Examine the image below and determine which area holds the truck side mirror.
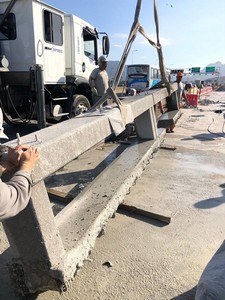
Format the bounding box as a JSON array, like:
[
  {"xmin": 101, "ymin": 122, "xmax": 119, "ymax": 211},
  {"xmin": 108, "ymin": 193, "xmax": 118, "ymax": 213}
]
[{"xmin": 102, "ymin": 36, "xmax": 110, "ymax": 56}]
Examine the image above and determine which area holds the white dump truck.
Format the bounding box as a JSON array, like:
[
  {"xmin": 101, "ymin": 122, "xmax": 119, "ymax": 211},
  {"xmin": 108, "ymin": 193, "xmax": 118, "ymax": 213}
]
[{"xmin": 0, "ymin": 0, "xmax": 110, "ymax": 127}]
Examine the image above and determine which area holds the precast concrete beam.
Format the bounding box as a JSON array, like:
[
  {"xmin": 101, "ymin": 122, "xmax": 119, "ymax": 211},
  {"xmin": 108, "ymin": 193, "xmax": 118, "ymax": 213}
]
[
  {"xmin": 134, "ymin": 107, "xmax": 157, "ymax": 140},
  {"xmin": 3, "ymin": 180, "xmax": 65, "ymax": 294},
  {"xmin": 54, "ymin": 135, "xmax": 165, "ymax": 284},
  {"xmin": 5, "ymin": 86, "xmax": 174, "ymax": 184},
  {"xmin": 2, "ymin": 85, "xmax": 178, "ymax": 294},
  {"xmin": 166, "ymin": 88, "xmax": 179, "ymax": 111},
  {"xmin": 9, "ymin": 115, "xmax": 113, "ymax": 184},
  {"xmin": 121, "ymin": 87, "xmax": 169, "ymax": 119}
]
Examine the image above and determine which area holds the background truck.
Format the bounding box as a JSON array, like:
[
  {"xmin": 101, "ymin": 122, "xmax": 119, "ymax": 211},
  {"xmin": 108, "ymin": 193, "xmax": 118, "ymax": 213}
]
[{"xmin": 0, "ymin": 0, "xmax": 110, "ymax": 128}]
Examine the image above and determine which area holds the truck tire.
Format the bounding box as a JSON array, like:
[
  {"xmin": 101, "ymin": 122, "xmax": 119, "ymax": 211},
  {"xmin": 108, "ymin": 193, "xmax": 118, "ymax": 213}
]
[{"xmin": 71, "ymin": 94, "xmax": 91, "ymax": 117}]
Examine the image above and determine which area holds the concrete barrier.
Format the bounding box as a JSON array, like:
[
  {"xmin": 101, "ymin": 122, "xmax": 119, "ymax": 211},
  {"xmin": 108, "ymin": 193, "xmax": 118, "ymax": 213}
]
[{"xmin": 2, "ymin": 84, "xmax": 178, "ymax": 295}]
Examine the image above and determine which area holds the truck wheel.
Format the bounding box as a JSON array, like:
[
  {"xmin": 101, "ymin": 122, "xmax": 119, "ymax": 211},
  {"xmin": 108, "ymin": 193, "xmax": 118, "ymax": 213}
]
[{"xmin": 71, "ymin": 95, "xmax": 91, "ymax": 117}]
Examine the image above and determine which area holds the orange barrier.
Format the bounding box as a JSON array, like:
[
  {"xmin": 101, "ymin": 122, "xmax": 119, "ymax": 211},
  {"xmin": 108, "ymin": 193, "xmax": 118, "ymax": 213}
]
[
  {"xmin": 198, "ymin": 86, "xmax": 213, "ymax": 96},
  {"xmin": 186, "ymin": 94, "xmax": 198, "ymax": 107},
  {"xmin": 186, "ymin": 86, "xmax": 213, "ymax": 107}
]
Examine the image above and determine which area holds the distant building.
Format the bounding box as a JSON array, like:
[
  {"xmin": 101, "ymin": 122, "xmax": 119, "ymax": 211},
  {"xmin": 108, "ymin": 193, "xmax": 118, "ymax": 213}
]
[{"xmin": 170, "ymin": 62, "xmax": 225, "ymax": 85}]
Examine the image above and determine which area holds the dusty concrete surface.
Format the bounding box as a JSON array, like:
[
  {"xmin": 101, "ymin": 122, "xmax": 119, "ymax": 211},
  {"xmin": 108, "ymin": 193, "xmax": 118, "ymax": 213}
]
[{"xmin": 1, "ymin": 91, "xmax": 225, "ymax": 299}]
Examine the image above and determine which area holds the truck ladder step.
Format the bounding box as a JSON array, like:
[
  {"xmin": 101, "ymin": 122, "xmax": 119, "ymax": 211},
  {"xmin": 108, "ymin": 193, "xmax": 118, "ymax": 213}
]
[
  {"xmin": 52, "ymin": 97, "xmax": 67, "ymax": 101},
  {"xmin": 54, "ymin": 112, "xmax": 69, "ymax": 117}
]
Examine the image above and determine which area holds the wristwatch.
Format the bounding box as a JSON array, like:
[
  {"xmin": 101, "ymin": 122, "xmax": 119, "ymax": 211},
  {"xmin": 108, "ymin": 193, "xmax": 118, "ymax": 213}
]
[{"xmin": 0, "ymin": 147, "xmax": 7, "ymax": 178}]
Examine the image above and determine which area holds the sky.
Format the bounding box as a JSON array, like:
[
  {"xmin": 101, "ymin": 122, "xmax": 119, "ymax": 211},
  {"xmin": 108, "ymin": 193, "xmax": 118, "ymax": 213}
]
[{"xmin": 43, "ymin": 0, "xmax": 225, "ymax": 69}]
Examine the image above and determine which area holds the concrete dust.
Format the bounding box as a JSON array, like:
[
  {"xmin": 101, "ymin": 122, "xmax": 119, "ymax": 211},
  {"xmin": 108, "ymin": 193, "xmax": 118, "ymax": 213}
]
[{"xmin": 1, "ymin": 91, "xmax": 225, "ymax": 299}]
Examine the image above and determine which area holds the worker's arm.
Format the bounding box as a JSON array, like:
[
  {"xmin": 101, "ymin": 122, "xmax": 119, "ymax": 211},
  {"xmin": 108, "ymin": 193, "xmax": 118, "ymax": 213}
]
[
  {"xmin": 182, "ymin": 84, "xmax": 189, "ymax": 104},
  {"xmin": 89, "ymin": 75, "xmax": 95, "ymax": 89},
  {"xmin": 0, "ymin": 171, "xmax": 32, "ymax": 220},
  {"xmin": 89, "ymin": 69, "xmax": 98, "ymax": 97},
  {"xmin": 182, "ymin": 90, "xmax": 187, "ymax": 100},
  {"xmin": 89, "ymin": 68, "xmax": 97, "ymax": 89},
  {"xmin": 0, "ymin": 145, "xmax": 39, "ymax": 220}
]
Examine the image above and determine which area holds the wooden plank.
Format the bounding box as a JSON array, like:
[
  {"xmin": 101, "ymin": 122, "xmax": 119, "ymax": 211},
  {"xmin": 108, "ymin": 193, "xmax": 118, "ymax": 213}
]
[
  {"xmin": 119, "ymin": 202, "xmax": 176, "ymax": 224},
  {"xmin": 160, "ymin": 144, "xmax": 176, "ymax": 151},
  {"xmin": 47, "ymin": 188, "xmax": 73, "ymax": 203}
]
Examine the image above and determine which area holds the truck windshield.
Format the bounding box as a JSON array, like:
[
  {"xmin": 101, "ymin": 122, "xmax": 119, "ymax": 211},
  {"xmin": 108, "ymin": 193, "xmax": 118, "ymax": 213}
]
[{"xmin": 0, "ymin": 13, "xmax": 17, "ymax": 40}]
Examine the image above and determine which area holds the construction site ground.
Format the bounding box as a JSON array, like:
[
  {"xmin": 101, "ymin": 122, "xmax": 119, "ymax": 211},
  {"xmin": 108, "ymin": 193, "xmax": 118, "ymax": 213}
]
[{"xmin": 1, "ymin": 90, "xmax": 225, "ymax": 300}]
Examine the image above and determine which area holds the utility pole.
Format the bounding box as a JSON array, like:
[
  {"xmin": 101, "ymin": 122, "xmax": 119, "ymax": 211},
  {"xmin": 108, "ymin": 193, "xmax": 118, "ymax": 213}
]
[{"xmin": 131, "ymin": 49, "xmax": 138, "ymax": 64}]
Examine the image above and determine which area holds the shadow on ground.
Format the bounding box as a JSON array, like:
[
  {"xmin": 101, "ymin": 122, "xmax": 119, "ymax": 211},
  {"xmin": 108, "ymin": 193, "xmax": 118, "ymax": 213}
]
[
  {"xmin": 182, "ymin": 132, "xmax": 225, "ymax": 142},
  {"xmin": 194, "ymin": 183, "xmax": 225, "ymax": 209},
  {"xmin": 171, "ymin": 286, "xmax": 197, "ymax": 300}
]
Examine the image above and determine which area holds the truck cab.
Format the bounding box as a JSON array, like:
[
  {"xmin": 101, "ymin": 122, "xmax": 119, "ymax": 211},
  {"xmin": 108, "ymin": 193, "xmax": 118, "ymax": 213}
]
[{"xmin": 0, "ymin": 0, "xmax": 110, "ymax": 127}]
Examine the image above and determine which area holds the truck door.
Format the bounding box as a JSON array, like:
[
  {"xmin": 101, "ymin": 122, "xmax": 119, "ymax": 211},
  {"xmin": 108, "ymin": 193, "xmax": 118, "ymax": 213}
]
[
  {"xmin": 72, "ymin": 24, "xmax": 98, "ymax": 79},
  {"xmin": 80, "ymin": 26, "xmax": 98, "ymax": 78},
  {"xmin": 43, "ymin": 9, "xmax": 65, "ymax": 84}
]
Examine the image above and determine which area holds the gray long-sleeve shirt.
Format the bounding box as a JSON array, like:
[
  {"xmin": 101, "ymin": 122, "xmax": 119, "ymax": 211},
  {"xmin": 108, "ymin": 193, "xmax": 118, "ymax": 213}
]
[{"xmin": 0, "ymin": 170, "xmax": 31, "ymax": 221}]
